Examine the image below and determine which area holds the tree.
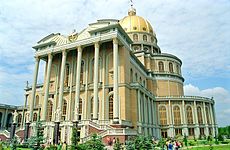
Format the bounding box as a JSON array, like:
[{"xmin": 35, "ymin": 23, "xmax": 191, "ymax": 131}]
[
  {"xmin": 70, "ymin": 126, "xmax": 81, "ymax": 150},
  {"xmin": 71, "ymin": 126, "xmax": 78, "ymax": 146},
  {"xmin": 28, "ymin": 110, "xmax": 44, "ymax": 150},
  {"xmin": 126, "ymin": 135, "xmax": 154, "ymax": 150},
  {"xmin": 84, "ymin": 134, "xmax": 105, "ymax": 150},
  {"xmin": 113, "ymin": 138, "xmax": 122, "ymax": 150}
]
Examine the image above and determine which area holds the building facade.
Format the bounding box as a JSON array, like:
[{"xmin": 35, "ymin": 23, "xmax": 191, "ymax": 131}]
[{"xmin": 0, "ymin": 7, "xmax": 217, "ymax": 144}]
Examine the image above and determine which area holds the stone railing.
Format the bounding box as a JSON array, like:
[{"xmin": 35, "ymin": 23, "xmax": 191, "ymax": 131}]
[
  {"xmin": 0, "ymin": 129, "xmax": 10, "ymax": 138},
  {"xmin": 156, "ymin": 95, "xmax": 213, "ymax": 102}
]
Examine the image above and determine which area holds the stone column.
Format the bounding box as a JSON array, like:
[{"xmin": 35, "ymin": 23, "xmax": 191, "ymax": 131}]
[
  {"xmin": 148, "ymin": 98, "xmax": 152, "ymax": 124},
  {"xmin": 74, "ymin": 46, "xmax": 82, "ymax": 121},
  {"xmin": 24, "ymin": 122, "xmax": 30, "ymax": 142},
  {"xmin": 42, "ymin": 53, "xmax": 53, "ymax": 121},
  {"xmin": 148, "ymin": 98, "xmax": 152, "ymax": 135},
  {"xmin": 22, "ymin": 94, "xmax": 28, "ymax": 128},
  {"xmin": 144, "ymin": 95, "xmax": 148, "ymax": 135},
  {"xmin": 194, "ymin": 101, "xmax": 199, "ymax": 138},
  {"xmin": 203, "ymin": 102, "xmax": 209, "ymax": 136},
  {"xmin": 54, "ymin": 122, "xmax": 60, "ymax": 145},
  {"xmin": 137, "ymin": 90, "xmax": 142, "ymax": 133},
  {"xmin": 211, "ymin": 103, "xmax": 218, "ymax": 136},
  {"xmin": 113, "ymin": 38, "xmax": 119, "ymax": 123},
  {"xmin": 57, "ymin": 50, "xmax": 67, "ymax": 122},
  {"xmin": 93, "ymin": 42, "xmax": 100, "ymax": 120},
  {"xmin": 168, "ymin": 100, "xmax": 174, "ymax": 137},
  {"xmin": 29, "ymin": 57, "xmax": 40, "ymax": 122},
  {"xmin": 182, "ymin": 100, "xmax": 188, "ymax": 136},
  {"xmin": 209, "ymin": 103, "xmax": 215, "ymax": 136}
]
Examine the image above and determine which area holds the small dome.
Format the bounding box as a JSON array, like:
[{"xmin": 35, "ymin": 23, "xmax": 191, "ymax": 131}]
[{"xmin": 119, "ymin": 7, "xmax": 155, "ymax": 36}]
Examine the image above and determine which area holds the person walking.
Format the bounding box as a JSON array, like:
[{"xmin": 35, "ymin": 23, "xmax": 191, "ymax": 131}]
[
  {"xmin": 168, "ymin": 141, "xmax": 173, "ymax": 150},
  {"xmin": 62, "ymin": 141, "xmax": 67, "ymax": 150}
]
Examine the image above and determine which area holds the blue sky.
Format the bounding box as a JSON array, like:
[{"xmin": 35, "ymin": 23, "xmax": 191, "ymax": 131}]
[{"xmin": 0, "ymin": 0, "xmax": 229, "ymax": 126}]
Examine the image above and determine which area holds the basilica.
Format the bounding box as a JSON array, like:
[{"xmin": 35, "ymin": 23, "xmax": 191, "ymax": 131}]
[{"xmin": 0, "ymin": 7, "xmax": 217, "ymax": 144}]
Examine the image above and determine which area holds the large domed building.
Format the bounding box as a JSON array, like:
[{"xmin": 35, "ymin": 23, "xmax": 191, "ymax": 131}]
[{"xmin": 0, "ymin": 7, "xmax": 217, "ymax": 144}]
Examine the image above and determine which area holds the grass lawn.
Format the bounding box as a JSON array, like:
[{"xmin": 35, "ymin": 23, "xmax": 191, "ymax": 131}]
[{"xmin": 184, "ymin": 144, "xmax": 230, "ymax": 150}]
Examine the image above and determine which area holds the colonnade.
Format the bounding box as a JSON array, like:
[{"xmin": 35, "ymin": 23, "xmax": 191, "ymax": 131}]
[
  {"xmin": 159, "ymin": 99, "xmax": 216, "ymax": 137},
  {"xmin": 137, "ymin": 89, "xmax": 157, "ymax": 135},
  {"xmin": 29, "ymin": 38, "xmax": 120, "ymax": 123}
]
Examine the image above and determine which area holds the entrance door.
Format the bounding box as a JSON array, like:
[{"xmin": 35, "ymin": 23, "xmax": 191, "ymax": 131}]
[{"xmin": 161, "ymin": 129, "xmax": 168, "ymax": 138}]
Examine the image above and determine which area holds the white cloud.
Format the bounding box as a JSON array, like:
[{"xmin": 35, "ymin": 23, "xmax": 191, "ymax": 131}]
[
  {"xmin": 184, "ymin": 84, "xmax": 230, "ymax": 103},
  {"xmin": 184, "ymin": 84, "xmax": 230, "ymax": 126}
]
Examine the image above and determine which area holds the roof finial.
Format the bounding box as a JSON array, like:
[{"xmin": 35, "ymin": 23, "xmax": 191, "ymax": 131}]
[{"xmin": 128, "ymin": 0, "xmax": 136, "ymax": 16}]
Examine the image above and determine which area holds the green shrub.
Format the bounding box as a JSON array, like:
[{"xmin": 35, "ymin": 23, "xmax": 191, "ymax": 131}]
[
  {"xmin": 221, "ymin": 141, "xmax": 229, "ymax": 144},
  {"xmin": 188, "ymin": 141, "xmax": 196, "ymax": 146},
  {"xmin": 218, "ymin": 134, "xmax": 224, "ymax": 141},
  {"xmin": 84, "ymin": 134, "xmax": 105, "ymax": 150},
  {"xmin": 48, "ymin": 145, "xmax": 57, "ymax": 150},
  {"xmin": 126, "ymin": 135, "xmax": 154, "ymax": 150}
]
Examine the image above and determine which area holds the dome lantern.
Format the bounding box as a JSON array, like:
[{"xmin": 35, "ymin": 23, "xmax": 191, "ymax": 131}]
[{"xmin": 128, "ymin": 6, "xmax": 136, "ymax": 16}]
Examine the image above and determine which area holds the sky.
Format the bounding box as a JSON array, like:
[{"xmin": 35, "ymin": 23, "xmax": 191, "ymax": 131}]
[{"xmin": 0, "ymin": 0, "xmax": 229, "ymax": 126}]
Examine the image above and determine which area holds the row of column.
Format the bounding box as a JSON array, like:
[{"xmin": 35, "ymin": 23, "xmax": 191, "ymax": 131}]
[
  {"xmin": 29, "ymin": 38, "xmax": 120, "ymax": 123},
  {"xmin": 137, "ymin": 90, "xmax": 156, "ymax": 134}
]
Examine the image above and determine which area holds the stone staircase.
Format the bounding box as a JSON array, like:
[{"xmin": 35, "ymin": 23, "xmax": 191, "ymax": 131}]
[{"xmin": 80, "ymin": 120, "xmax": 137, "ymax": 143}]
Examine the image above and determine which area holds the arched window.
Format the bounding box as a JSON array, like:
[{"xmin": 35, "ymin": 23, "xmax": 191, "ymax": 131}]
[
  {"xmin": 62, "ymin": 100, "xmax": 67, "ymax": 120},
  {"xmin": 158, "ymin": 61, "xmax": 164, "ymax": 72},
  {"xmin": 65, "ymin": 64, "xmax": 70, "ymax": 86},
  {"xmin": 80, "ymin": 60, "xmax": 84, "ymax": 84},
  {"xmin": 109, "ymin": 94, "xmax": 114, "ymax": 119},
  {"xmin": 176, "ymin": 65, "xmax": 180, "ymax": 74},
  {"xmin": 133, "ymin": 34, "xmax": 138, "ymax": 41},
  {"xmin": 47, "ymin": 100, "xmax": 53, "ymax": 121},
  {"xmin": 6, "ymin": 113, "xmax": 12, "ymax": 128},
  {"xmin": 130, "ymin": 69, "xmax": 133, "ymax": 83},
  {"xmin": 197, "ymin": 106, "xmax": 203, "ymax": 124},
  {"xmin": 206, "ymin": 107, "xmax": 210, "ymax": 124},
  {"xmin": 151, "ymin": 37, "xmax": 154, "ymax": 43},
  {"xmin": 143, "ymin": 35, "xmax": 147, "ymax": 42},
  {"xmin": 159, "ymin": 106, "xmax": 167, "ymax": 125},
  {"xmin": 0, "ymin": 112, "xmax": 2, "ymax": 127},
  {"xmin": 169, "ymin": 62, "xmax": 173, "ymax": 73},
  {"xmin": 35, "ymin": 95, "xmax": 39, "ymax": 107},
  {"xmin": 186, "ymin": 106, "xmax": 193, "ymax": 124},
  {"xmin": 135, "ymin": 73, "xmax": 138, "ymax": 82},
  {"xmin": 173, "ymin": 106, "xmax": 181, "ymax": 125},
  {"xmin": 79, "ymin": 98, "xmax": 83, "ymax": 120},
  {"xmin": 33, "ymin": 113, "xmax": 37, "ymax": 122},
  {"xmin": 17, "ymin": 114, "xmax": 22, "ymax": 127}
]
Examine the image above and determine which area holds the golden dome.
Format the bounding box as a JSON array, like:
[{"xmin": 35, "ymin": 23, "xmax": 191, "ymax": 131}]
[{"xmin": 119, "ymin": 7, "xmax": 155, "ymax": 35}]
